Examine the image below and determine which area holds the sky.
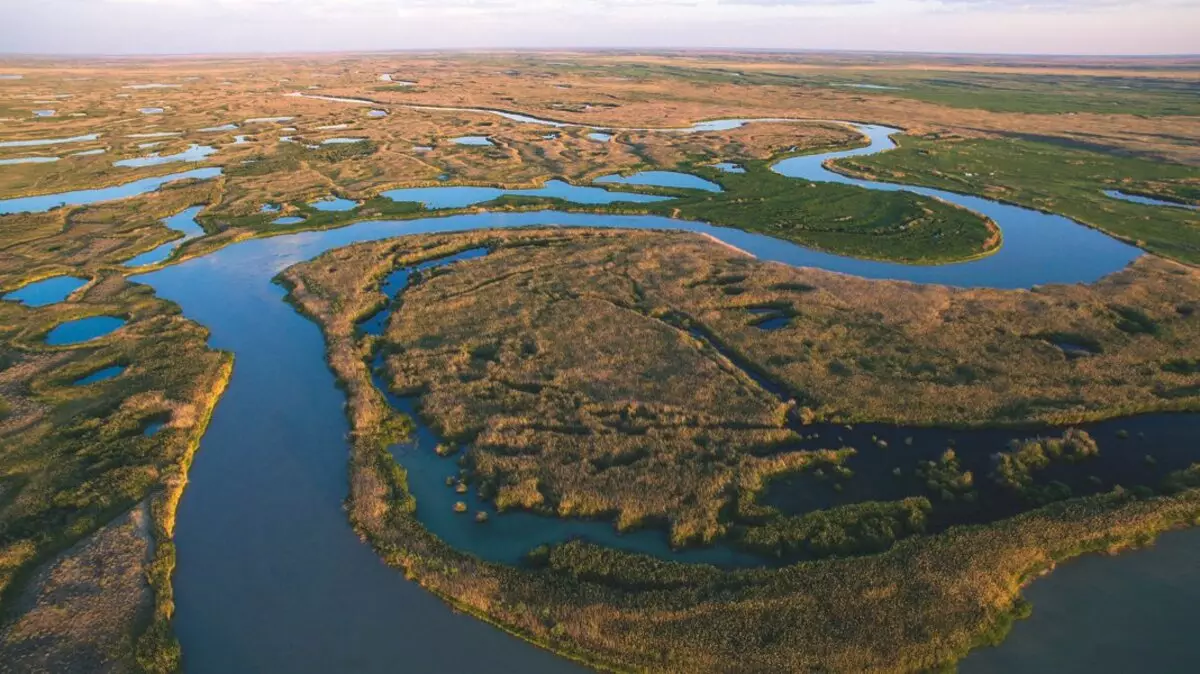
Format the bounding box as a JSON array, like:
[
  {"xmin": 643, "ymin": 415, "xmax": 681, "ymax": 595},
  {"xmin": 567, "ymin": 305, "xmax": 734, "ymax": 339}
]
[{"xmin": 1, "ymin": 0, "xmax": 1198, "ymax": 56}]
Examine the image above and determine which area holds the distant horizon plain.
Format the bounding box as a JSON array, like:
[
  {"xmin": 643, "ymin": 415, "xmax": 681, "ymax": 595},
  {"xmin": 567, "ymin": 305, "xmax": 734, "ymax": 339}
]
[{"xmin": 0, "ymin": 0, "xmax": 1197, "ymax": 57}]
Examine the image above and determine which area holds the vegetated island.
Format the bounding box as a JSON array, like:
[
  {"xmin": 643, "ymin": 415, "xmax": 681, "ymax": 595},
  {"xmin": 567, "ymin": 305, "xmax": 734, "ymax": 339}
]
[{"xmin": 281, "ymin": 227, "xmax": 1200, "ymax": 672}]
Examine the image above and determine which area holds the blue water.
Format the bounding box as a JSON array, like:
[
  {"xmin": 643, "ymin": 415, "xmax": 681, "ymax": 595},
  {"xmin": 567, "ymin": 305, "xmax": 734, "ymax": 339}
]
[
  {"xmin": 1104, "ymin": 190, "xmax": 1199, "ymax": 211},
  {"xmin": 320, "ymin": 137, "xmax": 366, "ymax": 145},
  {"xmin": 382, "ymin": 179, "xmax": 672, "ymax": 210},
  {"xmin": 3, "ymin": 276, "xmax": 87, "ymax": 306},
  {"xmin": 0, "ymin": 157, "xmax": 60, "ymax": 165},
  {"xmin": 309, "ymin": 197, "xmax": 358, "ymax": 212},
  {"xmin": 125, "ymin": 114, "xmax": 1163, "ymax": 672},
  {"xmin": 45, "ymin": 316, "xmax": 125, "ymax": 345},
  {"xmin": 359, "ymin": 251, "xmax": 762, "ymax": 567},
  {"xmin": 0, "ymin": 133, "xmax": 100, "ymax": 148},
  {"xmin": 713, "ymin": 162, "xmax": 746, "ymax": 173},
  {"xmin": 73, "ymin": 365, "xmax": 126, "ymax": 385},
  {"xmin": 595, "ymin": 170, "xmax": 722, "ymax": 192},
  {"xmin": 451, "ymin": 136, "xmax": 493, "ymax": 146},
  {"xmin": 143, "ymin": 420, "xmax": 167, "ymax": 436},
  {"xmin": 260, "ymin": 204, "xmax": 280, "ymax": 213},
  {"xmin": 124, "ymin": 206, "xmax": 206, "ymax": 267},
  {"xmin": 199, "ymin": 123, "xmax": 239, "ymax": 132},
  {"xmin": 770, "ymin": 124, "xmax": 1141, "ymax": 288},
  {"xmin": 273, "ymin": 216, "xmax": 306, "ymax": 225},
  {"xmin": 33, "ymin": 109, "xmax": 55, "ymax": 117},
  {"xmin": 754, "ymin": 316, "xmax": 792, "ymax": 331},
  {"xmin": 113, "ymin": 144, "xmax": 216, "ymax": 168},
  {"xmin": 587, "ymin": 132, "xmax": 612, "ymax": 142},
  {"xmin": 139, "ymin": 107, "xmax": 165, "ymax": 115},
  {"xmin": 0, "ymin": 168, "xmax": 222, "ymax": 215},
  {"xmin": 368, "ymin": 110, "xmax": 388, "ymax": 118}
]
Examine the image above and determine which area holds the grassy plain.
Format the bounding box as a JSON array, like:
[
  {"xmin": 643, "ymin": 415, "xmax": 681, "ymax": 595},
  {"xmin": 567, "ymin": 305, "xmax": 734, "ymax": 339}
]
[
  {"xmin": 836, "ymin": 134, "xmax": 1200, "ymax": 265},
  {"xmin": 0, "ymin": 49, "xmax": 1197, "ymax": 671},
  {"xmin": 283, "ymin": 228, "xmax": 1200, "ymax": 673}
]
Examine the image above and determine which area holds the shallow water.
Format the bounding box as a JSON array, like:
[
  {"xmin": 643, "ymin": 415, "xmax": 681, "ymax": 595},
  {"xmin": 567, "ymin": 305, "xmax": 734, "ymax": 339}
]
[
  {"xmin": 273, "ymin": 216, "xmax": 306, "ymax": 225},
  {"xmin": 33, "ymin": 109, "xmax": 55, "ymax": 117},
  {"xmin": 0, "ymin": 156, "xmax": 59, "ymax": 165},
  {"xmin": 595, "ymin": 170, "xmax": 722, "ymax": 192},
  {"xmin": 1104, "ymin": 189, "xmax": 1199, "ymax": 211},
  {"xmin": 124, "ymin": 206, "xmax": 206, "ymax": 267},
  {"xmin": 113, "ymin": 144, "xmax": 216, "ymax": 168},
  {"xmin": 139, "ymin": 107, "xmax": 164, "ymax": 115},
  {"xmin": 0, "ymin": 167, "xmax": 222, "ymax": 215},
  {"xmin": 199, "ymin": 123, "xmax": 238, "ymax": 132},
  {"xmin": 587, "ymin": 132, "xmax": 612, "ymax": 142},
  {"xmin": 309, "ymin": 197, "xmax": 357, "ymax": 212},
  {"xmin": 451, "ymin": 135, "xmax": 492, "ymax": 146},
  {"xmin": 382, "ymin": 179, "xmax": 671, "ymax": 210},
  {"xmin": 319, "ymin": 137, "xmax": 365, "ymax": 145},
  {"xmin": 0, "ymin": 133, "xmax": 100, "ymax": 148},
  {"xmin": 73, "ymin": 365, "xmax": 126, "ymax": 385},
  {"xmin": 3, "ymin": 275, "xmax": 88, "ymax": 306},
  {"xmin": 713, "ymin": 162, "xmax": 746, "ymax": 173},
  {"xmin": 45, "ymin": 316, "xmax": 125, "ymax": 345}
]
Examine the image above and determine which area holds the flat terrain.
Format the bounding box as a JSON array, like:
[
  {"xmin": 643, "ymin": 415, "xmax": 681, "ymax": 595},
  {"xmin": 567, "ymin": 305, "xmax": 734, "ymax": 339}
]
[
  {"xmin": 0, "ymin": 50, "xmax": 1197, "ymax": 672},
  {"xmin": 283, "ymin": 228, "xmax": 1200, "ymax": 673}
]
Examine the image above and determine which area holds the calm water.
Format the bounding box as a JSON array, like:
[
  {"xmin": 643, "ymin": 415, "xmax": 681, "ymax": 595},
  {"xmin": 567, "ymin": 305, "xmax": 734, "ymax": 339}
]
[
  {"xmin": 451, "ymin": 135, "xmax": 493, "ymax": 146},
  {"xmin": 358, "ymin": 251, "xmax": 762, "ymax": 567},
  {"xmin": 45, "ymin": 316, "xmax": 125, "ymax": 345},
  {"xmin": 309, "ymin": 197, "xmax": 358, "ymax": 212},
  {"xmin": 124, "ymin": 206, "xmax": 206, "ymax": 267},
  {"xmin": 381, "ymin": 179, "xmax": 671, "ymax": 210},
  {"xmin": 0, "ymin": 156, "xmax": 60, "ymax": 165},
  {"xmin": 0, "ymin": 133, "xmax": 100, "ymax": 148},
  {"xmin": 73, "ymin": 365, "xmax": 126, "ymax": 385},
  {"xmin": 962, "ymin": 528, "xmax": 1200, "ymax": 674},
  {"xmin": 121, "ymin": 114, "xmax": 1176, "ymax": 672},
  {"xmin": 199, "ymin": 123, "xmax": 239, "ymax": 132},
  {"xmin": 273, "ymin": 216, "xmax": 306, "ymax": 225},
  {"xmin": 0, "ymin": 167, "xmax": 222, "ymax": 215},
  {"xmin": 713, "ymin": 162, "xmax": 746, "ymax": 173},
  {"xmin": 1104, "ymin": 189, "xmax": 1199, "ymax": 211},
  {"xmin": 595, "ymin": 170, "xmax": 722, "ymax": 192},
  {"xmin": 139, "ymin": 107, "xmax": 165, "ymax": 115},
  {"xmin": 3, "ymin": 275, "xmax": 87, "ymax": 306},
  {"xmin": 113, "ymin": 144, "xmax": 216, "ymax": 168},
  {"xmin": 587, "ymin": 132, "xmax": 612, "ymax": 142}
]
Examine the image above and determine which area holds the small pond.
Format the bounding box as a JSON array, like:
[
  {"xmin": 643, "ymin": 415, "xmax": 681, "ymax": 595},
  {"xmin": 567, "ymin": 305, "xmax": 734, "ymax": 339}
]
[
  {"xmin": 713, "ymin": 162, "xmax": 746, "ymax": 173},
  {"xmin": 114, "ymin": 144, "xmax": 216, "ymax": 168},
  {"xmin": 587, "ymin": 132, "xmax": 613, "ymax": 142},
  {"xmin": 3, "ymin": 276, "xmax": 88, "ymax": 307},
  {"xmin": 0, "ymin": 156, "xmax": 59, "ymax": 165},
  {"xmin": 309, "ymin": 197, "xmax": 358, "ymax": 212},
  {"xmin": 595, "ymin": 170, "xmax": 722, "ymax": 192},
  {"xmin": 273, "ymin": 216, "xmax": 306, "ymax": 225},
  {"xmin": 73, "ymin": 365, "xmax": 127, "ymax": 385},
  {"xmin": 0, "ymin": 133, "xmax": 100, "ymax": 148},
  {"xmin": 45, "ymin": 316, "xmax": 125, "ymax": 345},
  {"xmin": 451, "ymin": 136, "xmax": 492, "ymax": 146},
  {"xmin": 1104, "ymin": 190, "xmax": 1198, "ymax": 211}
]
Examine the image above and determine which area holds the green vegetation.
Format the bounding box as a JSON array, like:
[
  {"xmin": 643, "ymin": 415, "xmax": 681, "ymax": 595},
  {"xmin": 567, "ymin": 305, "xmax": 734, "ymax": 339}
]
[
  {"xmin": 836, "ymin": 134, "xmax": 1200, "ymax": 265},
  {"xmin": 283, "ymin": 228, "xmax": 1200, "ymax": 673},
  {"xmin": 992, "ymin": 430, "xmax": 1100, "ymax": 493},
  {"xmin": 634, "ymin": 160, "xmax": 999, "ymax": 264}
]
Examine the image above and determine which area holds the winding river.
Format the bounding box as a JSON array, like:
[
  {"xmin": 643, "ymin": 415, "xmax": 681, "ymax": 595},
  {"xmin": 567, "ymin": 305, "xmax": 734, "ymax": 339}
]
[{"xmin": 66, "ymin": 109, "xmax": 1181, "ymax": 671}]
